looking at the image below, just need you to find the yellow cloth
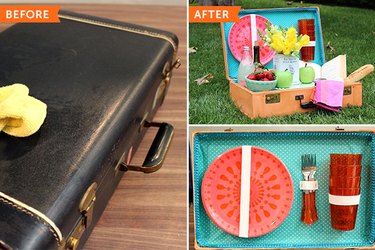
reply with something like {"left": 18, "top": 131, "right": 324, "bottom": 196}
{"left": 0, "top": 83, "right": 47, "bottom": 137}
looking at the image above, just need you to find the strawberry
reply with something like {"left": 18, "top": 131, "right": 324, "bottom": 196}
{"left": 247, "top": 73, "right": 256, "bottom": 80}
{"left": 263, "top": 78, "right": 270, "bottom": 81}
{"left": 265, "top": 72, "right": 274, "bottom": 80}
{"left": 256, "top": 73, "right": 265, "bottom": 80}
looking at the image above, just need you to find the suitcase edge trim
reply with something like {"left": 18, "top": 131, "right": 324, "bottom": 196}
{"left": 0, "top": 191, "right": 62, "bottom": 247}
{"left": 58, "top": 13, "right": 178, "bottom": 54}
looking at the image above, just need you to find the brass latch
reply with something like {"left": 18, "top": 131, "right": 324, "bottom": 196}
{"left": 335, "top": 126, "right": 345, "bottom": 131}
{"left": 154, "top": 58, "right": 180, "bottom": 108}
{"left": 172, "top": 58, "right": 181, "bottom": 69}
{"left": 162, "top": 58, "right": 181, "bottom": 85}
{"left": 65, "top": 182, "right": 97, "bottom": 250}
{"left": 265, "top": 93, "right": 280, "bottom": 104}
{"left": 344, "top": 86, "right": 352, "bottom": 95}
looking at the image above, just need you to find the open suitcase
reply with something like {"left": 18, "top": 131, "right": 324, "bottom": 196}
{"left": 220, "top": 7, "right": 362, "bottom": 119}
{"left": 191, "top": 128, "right": 375, "bottom": 249}
{"left": 0, "top": 10, "right": 179, "bottom": 250}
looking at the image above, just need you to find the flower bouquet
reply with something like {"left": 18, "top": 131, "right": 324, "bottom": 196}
{"left": 258, "top": 22, "right": 310, "bottom": 84}
{"left": 258, "top": 22, "right": 310, "bottom": 57}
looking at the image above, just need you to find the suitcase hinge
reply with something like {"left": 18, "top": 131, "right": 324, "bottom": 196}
{"left": 155, "top": 58, "right": 180, "bottom": 107}
{"left": 162, "top": 58, "right": 181, "bottom": 84}
{"left": 171, "top": 58, "right": 181, "bottom": 70}
{"left": 65, "top": 182, "right": 97, "bottom": 250}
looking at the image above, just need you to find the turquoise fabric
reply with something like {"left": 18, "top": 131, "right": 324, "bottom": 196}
{"left": 193, "top": 132, "right": 375, "bottom": 248}
{"left": 223, "top": 8, "right": 325, "bottom": 81}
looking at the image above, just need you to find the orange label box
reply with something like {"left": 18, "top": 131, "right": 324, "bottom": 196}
{"left": 189, "top": 6, "right": 240, "bottom": 23}
{"left": 0, "top": 6, "right": 60, "bottom": 23}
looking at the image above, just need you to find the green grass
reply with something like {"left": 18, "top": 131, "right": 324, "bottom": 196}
{"left": 189, "top": 0, "right": 375, "bottom": 124}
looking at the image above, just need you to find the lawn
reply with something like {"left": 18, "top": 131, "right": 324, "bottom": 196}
{"left": 189, "top": 0, "right": 375, "bottom": 124}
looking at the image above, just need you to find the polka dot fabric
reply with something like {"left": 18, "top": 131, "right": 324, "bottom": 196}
{"left": 193, "top": 132, "right": 375, "bottom": 249}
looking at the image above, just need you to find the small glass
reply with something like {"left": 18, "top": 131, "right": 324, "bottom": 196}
{"left": 330, "top": 165, "right": 362, "bottom": 177}
{"left": 330, "top": 154, "right": 362, "bottom": 166}
{"left": 329, "top": 187, "right": 360, "bottom": 196}
{"left": 330, "top": 204, "right": 358, "bottom": 231}
{"left": 330, "top": 176, "right": 361, "bottom": 188}
{"left": 298, "top": 19, "right": 315, "bottom": 61}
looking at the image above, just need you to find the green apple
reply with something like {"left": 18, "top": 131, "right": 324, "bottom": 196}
{"left": 299, "top": 64, "right": 315, "bottom": 84}
{"left": 276, "top": 70, "right": 293, "bottom": 88}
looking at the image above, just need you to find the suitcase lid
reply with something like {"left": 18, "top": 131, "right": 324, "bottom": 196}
{"left": 192, "top": 130, "right": 375, "bottom": 249}
{"left": 221, "top": 7, "right": 325, "bottom": 81}
{"left": 0, "top": 10, "right": 177, "bottom": 249}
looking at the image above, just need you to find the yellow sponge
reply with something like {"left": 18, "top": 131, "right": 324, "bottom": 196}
{"left": 0, "top": 83, "right": 47, "bottom": 137}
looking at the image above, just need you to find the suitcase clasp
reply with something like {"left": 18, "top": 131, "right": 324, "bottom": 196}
{"left": 171, "top": 58, "right": 181, "bottom": 70}
{"left": 344, "top": 86, "right": 352, "bottom": 95}
{"left": 64, "top": 182, "right": 97, "bottom": 250}
{"left": 162, "top": 58, "right": 181, "bottom": 85}
{"left": 265, "top": 93, "right": 280, "bottom": 104}
{"left": 154, "top": 58, "right": 181, "bottom": 108}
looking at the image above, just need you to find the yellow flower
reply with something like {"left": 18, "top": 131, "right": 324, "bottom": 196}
{"left": 283, "top": 45, "right": 292, "bottom": 56}
{"left": 286, "top": 34, "right": 297, "bottom": 45}
{"left": 285, "top": 27, "right": 297, "bottom": 51}
{"left": 271, "top": 30, "right": 283, "bottom": 39}
{"left": 286, "top": 26, "right": 297, "bottom": 38}
{"left": 270, "top": 34, "right": 284, "bottom": 53}
{"left": 299, "top": 35, "right": 310, "bottom": 47}
{"left": 295, "top": 42, "right": 302, "bottom": 51}
{"left": 286, "top": 40, "right": 296, "bottom": 53}
{"left": 258, "top": 24, "right": 310, "bottom": 55}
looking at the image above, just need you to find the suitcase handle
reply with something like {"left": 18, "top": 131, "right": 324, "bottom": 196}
{"left": 120, "top": 122, "right": 174, "bottom": 173}
{"left": 295, "top": 95, "right": 317, "bottom": 109}
{"left": 300, "top": 101, "right": 317, "bottom": 109}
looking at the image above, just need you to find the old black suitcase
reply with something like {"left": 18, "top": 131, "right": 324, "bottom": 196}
{"left": 0, "top": 10, "right": 179, "bottom": 250}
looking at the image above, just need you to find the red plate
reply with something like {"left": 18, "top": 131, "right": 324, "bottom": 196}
{"left": 228, "top": 15, "right": 276, "bottom": 65}
{"left": 201, "top": 146, "right": 293, "bottom": 237}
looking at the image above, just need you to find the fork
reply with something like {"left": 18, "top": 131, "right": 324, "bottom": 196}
{"left": 301, "top": 155, "right": 313, "bottom": 183}
{"left": 301, "top": 154, "right": 318, "bottom": 225}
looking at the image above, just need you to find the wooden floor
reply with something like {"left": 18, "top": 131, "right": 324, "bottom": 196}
{"left": 189, "top": 205, "right": 196, "bottom": 250}
{"left": 54, "top": 5, "right": 188, "bottom": 250}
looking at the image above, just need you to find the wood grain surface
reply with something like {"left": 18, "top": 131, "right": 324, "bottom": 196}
{"left": 189, "top": 206, "right": 195, "bottom": 250}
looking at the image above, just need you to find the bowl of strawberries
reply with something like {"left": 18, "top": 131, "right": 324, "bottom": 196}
{"left": 245, "top": 68, "right": 277, "bottom": 92}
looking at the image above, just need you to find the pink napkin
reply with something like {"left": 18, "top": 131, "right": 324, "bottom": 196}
{"left": 312, "top": 80, "right": 344, "bottom": 112}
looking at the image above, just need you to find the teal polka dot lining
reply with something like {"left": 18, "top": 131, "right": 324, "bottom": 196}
{"left": 193, "top": 132, "right": 375, "bottom": 248}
